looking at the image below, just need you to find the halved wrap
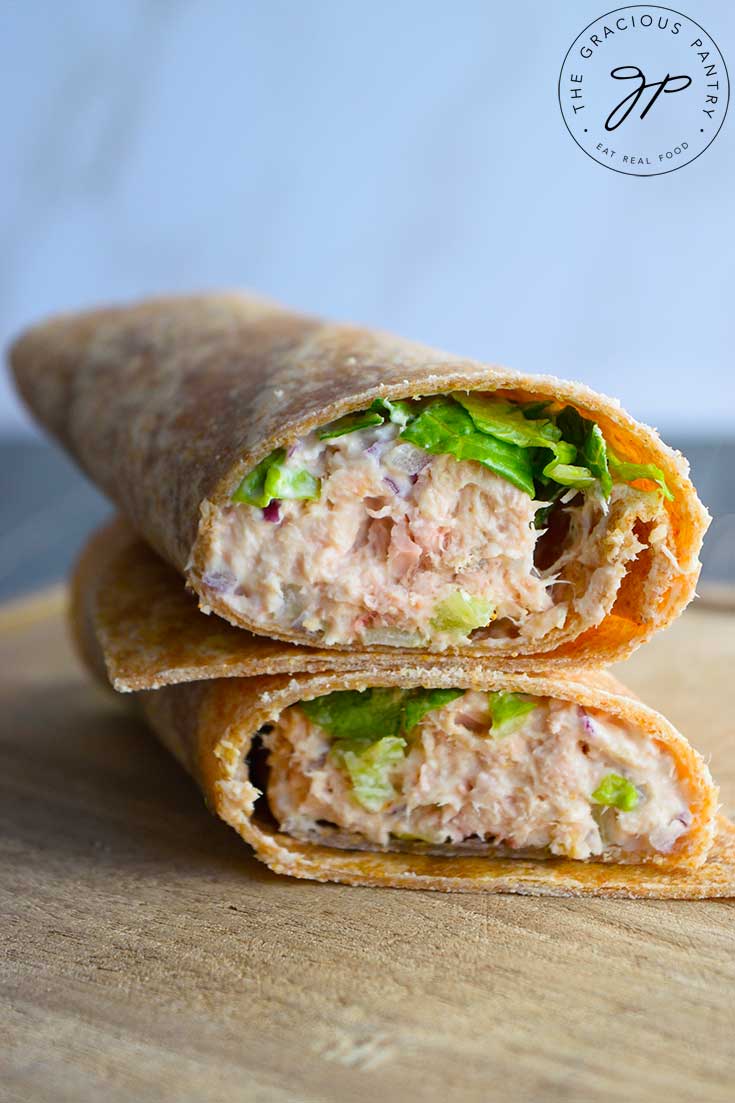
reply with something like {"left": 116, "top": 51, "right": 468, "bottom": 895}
{"left": 12, "top": 293, "right": 708, "bottom": 662}
{"left": 69, "top": 519, "right": 735, "bottom": 897}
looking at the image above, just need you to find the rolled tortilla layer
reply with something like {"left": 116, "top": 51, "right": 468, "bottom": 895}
{"left": 13, "top": 293, "right": 708, "bottom": 663}
{"left": 70, "top": 520, "right": 734, "bottom": 897}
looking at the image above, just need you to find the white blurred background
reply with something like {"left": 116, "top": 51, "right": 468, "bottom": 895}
{"left": 2, "top": 0, "right": 734, "bottom": 438}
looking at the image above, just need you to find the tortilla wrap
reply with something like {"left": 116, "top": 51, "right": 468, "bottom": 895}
{"left": 69, "top": 519, "right": 734, "bottom": 898}
{"left": 12, "top": 293, "right": 708, "bottom": 663}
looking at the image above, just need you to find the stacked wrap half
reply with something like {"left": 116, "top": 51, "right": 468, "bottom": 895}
{"left": 10, "top": 293, "right": 735, "bottom": 896}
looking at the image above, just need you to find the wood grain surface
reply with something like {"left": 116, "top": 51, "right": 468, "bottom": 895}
{"left": 2, "top": 589, "right": 734, "bottom": 1103}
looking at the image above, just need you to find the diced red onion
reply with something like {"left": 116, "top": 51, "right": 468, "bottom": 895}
{"left": 263, "top": 500, "right": 282, "bottom": 522}
{"left": 202, "top": 571, "right": 236, "bottom": 594}
{"left": 364, "top": 441, "right": 382, "bottom": 457}
{"left": 383, "top": 476, "right": 401, "bottom": 495}
{"left": 286, "top": 444, "right": 297, "bottom": 458}
{"left": 579, "top": 707, "right": 597, "bottom": 736}
{"left": 386, "top": 443, "right": 430, "bottom": 476}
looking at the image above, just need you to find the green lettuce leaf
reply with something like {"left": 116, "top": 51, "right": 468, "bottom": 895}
{"left": 317, "top": 397, "right": 416, "bottom": 439}
{"left": 300, "top": 686, "right": 465, "bottom": 743}
{"left": 300, "top": 688, "right": 406, "bottom": 742}
{"left": 487, "top": 691, "right": 539, "bottom": 737}
{"left": 583, "top": 424, "right": 613, "bottom": 496}
{"left": 369, "top": 397, "right": 415, "bottom": 426}
{"left": 430, "top": 590, "right": 495, "bottom": 634}
{"left": 608, "top": 451, "right": 673, "bottom": 501}
{"left": 239, "top": 398, "right": 670, "bottom": 518}
{"left": 555, "top": 406, "right": 612, "bottom": 497}
{"left": 400, "top": 398, "right": 536, "bottom": 496}
{"left": 540, "top": 460, "right": 596, "bottom": 490}
{"left": 591, "top": 773, "right": 640, "bottom": 811}
{"left": 402, "top": 688, "right": 465, "bottom": 733}
{"left": 232, "top": 449, "right": 282, "bottom": 507}
{"left": 318, "top": 410, "right": 384, "bottom": 439}
{"left": 454, "top": 393, "right": 604, "bottom": 493}
{"left": 333, "top": 736, "right": 407, "bottom": 811}
{"left": 263, "top": 464, "right": 321, "bottom": 502}
{"left": 232, "top": 449, "right": 322, "bottom": 508}
{"left": 454, "top": 393, "right": 563, "bottom": 450}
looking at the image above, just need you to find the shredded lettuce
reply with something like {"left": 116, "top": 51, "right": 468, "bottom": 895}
{"left": 400, "top": 399, "right": 536, "bottom": 496}
{"left": 301, "top": 688, "right": 406, "bottom": 742}
{"left": 318, "top": 410, "right": 384, "bottom": 439}
{"left": 299, "top": 686, "right": 468, "bottom": 810}
{"left": 332, "top": 736, "right": 407, "bottom": 811}
{"left": 232, "top": 448, "right": 321, "bottom": 507}
{"left": 454, "top": 393, "right": 600, "bottom": 493}
{"left": 402, "top": 688, "right": 465, "bottom": 732}
{"left": 369, "top": 397, "right": 415, "bottom": 426}
{"left": 430, "top": 590, "right": 495, "bottom": 634}
{"left": 262, "top": 464, "right": 320, "bottom": 501}
{"left": 608, "top": 451, "right": 673, "bottom": 501}
{"left": 241, "top": 395, "right": 673, "bottom": 513}
{"left": 580, "top": 423, "right": 612, "bottom": 495}
{"left": 316, "top": 397, "right": 415, "bottom": 439}
{"left": 300, "top": 686, "right": 464, "bottom": 743}
{"left": 555, "top": 406, "right": 612, "bottom": 497}
{"left": 540, "top": 461, "right": 597, "bottom": 490}
{"left": 421, "top": 394, "right": 673, "bottom": 505}
{"left": 303, "top": 686, "right": 464, "bottom": 811}
{"left": 454, "top": 393, "right": 563, "bottom": 451}
{"left": 232, "top": 450, "right": 282, "bottom": 507}
{"left": 487, "top": 691, "right": 539, "bottom": 737}
{"left": 404, "top": 394, "right": 604, "bottom": 499}
{"left": 591, "top": 773, "right": 640, "bottom": 811}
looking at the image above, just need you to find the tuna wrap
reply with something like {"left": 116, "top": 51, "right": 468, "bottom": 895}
{"left": 12, "top": 293, "right": 708, "bottom": 664}
{"left": 69, "top": 519, "right": 735, "bottom": 898}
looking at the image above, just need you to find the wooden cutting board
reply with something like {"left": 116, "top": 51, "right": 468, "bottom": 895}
{"left": 2, "top": 588, "right": 734, "bottom": 1103}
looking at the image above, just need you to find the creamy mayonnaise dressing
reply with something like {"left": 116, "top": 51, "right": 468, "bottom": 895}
{"left": 263, "top": 692, "right": 691, "bottom": 861}
{"left": 203, "top": 420, "right": 566, "bottom": 647}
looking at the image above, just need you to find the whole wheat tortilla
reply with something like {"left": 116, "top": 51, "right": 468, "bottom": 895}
{"left": 12, "top": 292, "right": 709, "bottom": 664}
{"left": 70, "top": 519, "right": 734, "bottom": 898}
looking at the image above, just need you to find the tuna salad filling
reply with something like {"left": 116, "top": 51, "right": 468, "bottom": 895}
{"left": 258, "top": 688, "right": 692, "bottom": 862}
{"left": 200, "top": 393, "right": 674, "bottom": 648}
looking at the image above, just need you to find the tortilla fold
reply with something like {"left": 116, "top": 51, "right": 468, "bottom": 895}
{"left": 69, "top": 519, "right": 734, "bottom": 898}
{"left": 12, "top": 293, "right": 709, "bottom": 663}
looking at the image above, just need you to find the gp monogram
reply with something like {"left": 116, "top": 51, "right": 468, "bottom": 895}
{"left": 558, "top": 6, "right": 729, "bottom": 175}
